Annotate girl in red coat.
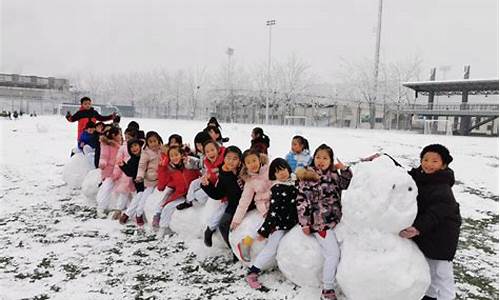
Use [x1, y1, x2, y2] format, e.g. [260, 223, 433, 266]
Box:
[156, 146, 200, 238]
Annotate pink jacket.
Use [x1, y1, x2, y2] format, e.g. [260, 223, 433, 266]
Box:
[112, 144, 135, 194]
[232, 164, 272, 225]
[98, 137, 120, 179]
[137, 147, 161, 188]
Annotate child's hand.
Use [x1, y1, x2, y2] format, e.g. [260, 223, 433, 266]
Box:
[200, 174, 210, 186]
[256, 234, 265, 241]
[135, 177, 144, 183]
[399, 226, 420, 239]
[230, 221, 240, 231]
[302, 226, 311, 235]
[334, 159, 347, 170]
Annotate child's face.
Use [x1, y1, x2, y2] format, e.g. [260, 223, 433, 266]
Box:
[169, 150, 182, 165]
[208, 130, 219, 141]
[223, 152, 240, 172]
[169, 139, 180, 147]
[147, 136, 160, 150]
[314, 150, 331, 171]
[275, 167, 290, 182]
[81, 100, 92, 110]
[244, 154, 261, 174]
[251, 131, 257, 139]
[130, 143, 141, 156]
[195, 143, 203, 153]
[421, 152, 445, 174]
[86, 127, 95, 134]
[204, 143, 219, 162]
[291, 139, 303, 153]
[113, 133, 122, 143]
[96, 125, 104, 133]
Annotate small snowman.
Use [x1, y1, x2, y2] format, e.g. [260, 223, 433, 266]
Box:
[335, 155, 430, 300]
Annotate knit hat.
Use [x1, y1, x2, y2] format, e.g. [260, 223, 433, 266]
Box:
[420, 144, 453, 165]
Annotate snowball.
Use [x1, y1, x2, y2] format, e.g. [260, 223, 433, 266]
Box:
[35, 123, 48, 133]
[62, 153, 94, 189]
[228, 210, 272, 270]
[336, 233, 430, 300]
[339, 155, 418, 234]
[170, 203, 205, 238]
[335, 155, 430, 300]
[81, 169, 102, 202]
[276, 225, 323, 287]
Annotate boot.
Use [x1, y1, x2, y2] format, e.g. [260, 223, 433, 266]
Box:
[421, 296, 437, 300]
[112, 210, 122, 220]
[176, 201, 193, 210]
[320, 289, 337, 300]
[136, 215, 145, 227]
[119, 213, 129, 224]
[152, 213, 161, 230]
[204, 226, 215, 247]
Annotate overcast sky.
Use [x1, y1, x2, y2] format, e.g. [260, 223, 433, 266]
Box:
[1, 0, 498, 81]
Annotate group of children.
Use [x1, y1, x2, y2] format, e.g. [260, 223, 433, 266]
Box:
[67, 96, 461, 300]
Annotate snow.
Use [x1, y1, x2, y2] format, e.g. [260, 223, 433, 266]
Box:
[0, 115, 498, 300]
[81, 169, 101, 201]
[62, 153, 93, 189]
[335, 156, 430, 300]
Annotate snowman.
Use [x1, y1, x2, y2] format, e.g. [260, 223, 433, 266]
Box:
[276, 155, 430, 299]
[62, 153, 94, 189]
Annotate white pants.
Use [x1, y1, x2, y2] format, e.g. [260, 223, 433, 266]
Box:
[425, 258, 456, 300]
[253, 230, 286, 270]
[186, 178, 209, 204]
[313, 229, 341, 290]
[96, 178, 115, 211]
[207, 201, 228, 231]
[159, 198, 185, 228]
[82, 145, 95, 167]
[154, 188, 174, 215]
[126, 187, 154, 217]
[114, 192, 131, 211]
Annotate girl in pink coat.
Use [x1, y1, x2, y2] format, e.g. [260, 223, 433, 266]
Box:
[230, 149, 272, 229]
[96, 126, 122, 218]
[111, 128, 138, 220]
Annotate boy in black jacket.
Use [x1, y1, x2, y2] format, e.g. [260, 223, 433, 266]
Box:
[400, 144, 461, 300]
[118, 139, 145, 224]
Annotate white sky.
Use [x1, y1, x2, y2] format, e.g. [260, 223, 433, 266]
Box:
[1, 0, 498, 81]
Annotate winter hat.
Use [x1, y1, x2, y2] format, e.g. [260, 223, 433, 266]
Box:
[420, 144, 453, 165]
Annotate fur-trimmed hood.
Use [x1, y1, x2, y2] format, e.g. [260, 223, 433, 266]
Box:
[295, 167, 321, 181]
[99, 134, 121, 147]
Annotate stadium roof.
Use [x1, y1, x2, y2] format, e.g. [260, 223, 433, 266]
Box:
[402, 79, 498, 97]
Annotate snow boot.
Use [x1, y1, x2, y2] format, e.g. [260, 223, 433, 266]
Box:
[204, 226, 215, 247]
[152, 213, 161, 230]
[421, 297, 437, 300]
[320, 289, 337, 300]
[176, 201, 193, 210]
[136, 215, 145, 227]
[119, 213, 129, 224]
[245, 273, 269, 292]
[112, 210, 122, 220]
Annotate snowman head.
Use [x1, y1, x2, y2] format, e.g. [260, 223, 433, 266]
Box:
[341, 155, 418, 234]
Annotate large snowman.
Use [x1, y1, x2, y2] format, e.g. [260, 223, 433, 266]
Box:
[277, 155, 430, 299]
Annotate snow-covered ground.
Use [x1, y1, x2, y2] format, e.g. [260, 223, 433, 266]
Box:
[0, 115, 498, 300]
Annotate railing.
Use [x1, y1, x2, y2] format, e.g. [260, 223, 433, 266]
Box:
[399, 104, 499, 112]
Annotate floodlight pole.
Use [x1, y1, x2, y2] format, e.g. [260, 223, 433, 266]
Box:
[265, 19, 276, 125]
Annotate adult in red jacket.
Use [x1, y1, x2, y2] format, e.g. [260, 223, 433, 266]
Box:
[66, 97, 115, 140]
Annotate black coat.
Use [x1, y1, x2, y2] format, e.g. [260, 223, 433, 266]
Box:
[93, 133, 102, 169]
[119, 154, 145, 193]
[409, 167, 461, 260]
[258, 182, 299, 238]
[201, 169, 244, 216]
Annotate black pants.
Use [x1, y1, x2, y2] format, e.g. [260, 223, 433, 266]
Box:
[218, 212, 233, 248]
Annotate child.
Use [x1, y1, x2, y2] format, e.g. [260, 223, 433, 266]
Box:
[176, 140, 225, 210]
[207, 117, 229, 143]
[246, 158, 299, 290]
[205, 125, 227, 146]
[285, 135, 312, 172]
[156, 146, 201, 238]
[78, 121, 98, 166]
[96, 126, 122, 218]
[296, 144, 352, 300]
[93, 122, 108, 168]
[399, 144, 461, 300]
[250, 127, 270, 155]
[110, 128, 138, 219]
[127, 120, 145, 141]
[230, 149, 272, 261]
[65, 96, 115, 141]
[200, 146, 243, 248]
[132, 131, 163, 227]
[118, 139, 145, 224]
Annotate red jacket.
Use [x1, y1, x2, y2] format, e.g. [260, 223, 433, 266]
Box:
[157, 152, 170, 191]
[159, 164, 200, 207]
[204, 146, 226, 185]
[66, 107, 114, 140]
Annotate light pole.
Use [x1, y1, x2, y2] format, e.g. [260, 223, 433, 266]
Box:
[265, 19, 276, 124]
[371, 0, 383, 129]
[226, 47, 234, 122]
